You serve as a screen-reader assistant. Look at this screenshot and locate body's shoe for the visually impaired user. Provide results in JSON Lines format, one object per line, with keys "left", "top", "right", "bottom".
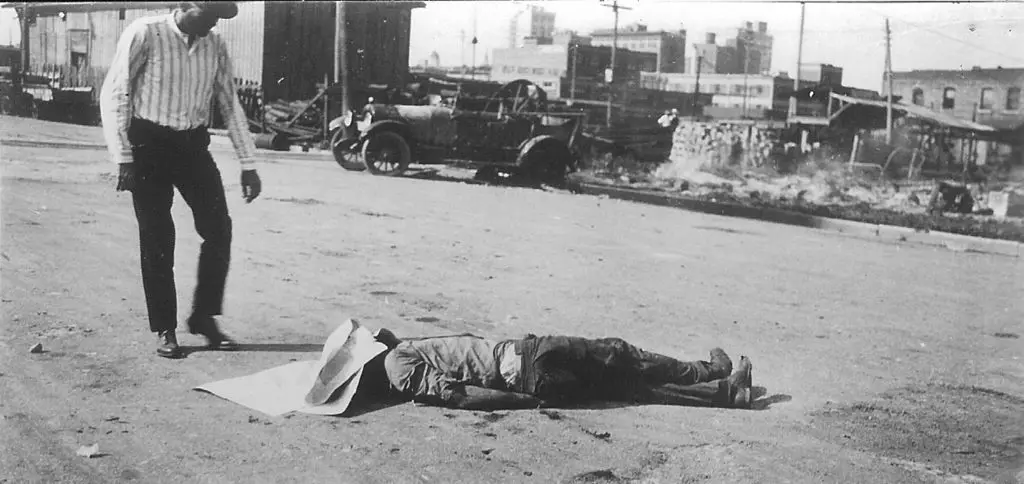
{"left": 373, "top": 328, "right": 402, "bottom": 349}
{"left": 725, "top": 356, "right": 753, "bottom": 409}
{"left": 187, "top": 315, "right": 239, "bottom": 351}
{"left": 707, "top": 348, "right": 733, "bottom": 380}
{"left": 157, "top": 330, "right": 183, "bottom": 359}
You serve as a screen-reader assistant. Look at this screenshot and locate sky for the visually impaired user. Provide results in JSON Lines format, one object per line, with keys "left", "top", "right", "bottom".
{"left": 407, "top": 0, "right": 1024, "bottom": 90}
{"left": 1, "top": 1, "right": 1021, "bottom": 91}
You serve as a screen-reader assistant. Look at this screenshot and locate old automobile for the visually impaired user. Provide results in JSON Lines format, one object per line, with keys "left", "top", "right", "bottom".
{"left": 328, "top": 80, "right": 585, "bottom": 183}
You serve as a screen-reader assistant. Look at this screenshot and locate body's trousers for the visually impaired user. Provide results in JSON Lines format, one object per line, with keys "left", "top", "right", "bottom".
{"left": 128, "top": 118, "right": 232, "bottom": 333}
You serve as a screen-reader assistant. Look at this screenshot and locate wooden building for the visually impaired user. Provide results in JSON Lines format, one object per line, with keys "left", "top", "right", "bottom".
{"left": 6, "top": 1, "right": 423, "bottom": 103}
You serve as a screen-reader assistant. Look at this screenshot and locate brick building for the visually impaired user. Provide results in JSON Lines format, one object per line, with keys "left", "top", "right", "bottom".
{"left": 692, "top": 21, "right": 772, "bottom": 75}
{"left": 490, "top": 35, "right": 656, "bottom": 101}
{"left": 589, "top": 23, "right": 686, "bottom": 73}
{"left": 889, "top": 67, "right": 1024, "bottom": 131}
{"left": 639, "top": 71, "right": 818, "bottom": 119}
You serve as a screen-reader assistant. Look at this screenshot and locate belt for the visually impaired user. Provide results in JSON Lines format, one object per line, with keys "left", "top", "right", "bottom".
{"left": 129, "top": 117, "right": 209, "bottom": 148}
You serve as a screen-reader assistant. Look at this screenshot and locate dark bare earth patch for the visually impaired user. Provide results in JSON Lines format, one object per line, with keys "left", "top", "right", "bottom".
{"left": 993, "top": 332, "right": 1020, "bottom": 339}
{"left": 357, "top": 210, "right": 403, "bottom": 220}
{"left": 809, "top": 383, "right": 1024, "bottom": 480}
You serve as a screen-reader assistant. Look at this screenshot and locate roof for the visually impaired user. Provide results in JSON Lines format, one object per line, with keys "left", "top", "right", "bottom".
{"left": 892, "top": 67, "right": 1024, "bottom": 84}
{"left": 2, "top": 2, "right": 181, "bottom": 13}
{"left": 3, "top": 2, "right": 425, "bottom": 14}
{"left": 830, "top": 92, "right": 996, "bottom": 132}
{"left": 590, "top": 29, "right": 682, "bottom": 38}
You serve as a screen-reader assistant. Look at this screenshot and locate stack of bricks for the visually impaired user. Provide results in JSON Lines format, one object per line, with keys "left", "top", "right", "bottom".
{"left": 667, "top": 121, "right": 784, "bottom": 173}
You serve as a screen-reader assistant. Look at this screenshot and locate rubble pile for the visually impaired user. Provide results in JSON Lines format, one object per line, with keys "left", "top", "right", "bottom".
{"left": 663, "top": 122, "right": 781, "bottom": 175}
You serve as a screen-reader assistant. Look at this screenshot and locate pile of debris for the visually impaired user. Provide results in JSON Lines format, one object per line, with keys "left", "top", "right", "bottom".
{"left": 260, "top": 94, "right": 326, "bottom": 144}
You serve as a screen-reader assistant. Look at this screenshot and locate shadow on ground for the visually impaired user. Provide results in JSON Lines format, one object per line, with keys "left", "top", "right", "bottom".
{"left": 180, "top": 343, "right": 324, "bottom": 356}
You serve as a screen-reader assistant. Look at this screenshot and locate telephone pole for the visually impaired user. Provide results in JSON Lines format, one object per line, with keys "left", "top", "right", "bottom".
{"left": 692, "top": 47, "right": 703, "bottom": 118}
{"left": 471, "top": 5, "right": 479, "bottom": 80}
{"left": 601, "top": 0, "right": 631, "bottom": 128}
{"left": 570, "top": 41, "right": 578, "bottom": 102}
{"left": 789, "top": 2, "right": 805, "bottom": 118}
{"left": 884, "top": 18, "right": 893, "bottom": 144}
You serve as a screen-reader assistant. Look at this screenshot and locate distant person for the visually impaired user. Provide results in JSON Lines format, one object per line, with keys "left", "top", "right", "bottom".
{"left": 669, "top": 108, "right": 681, "bottom": 129}
{"left": 657, "top": 109, "right": 673, "bottom": 127}
{"left": 359, "top": 329, "right": 754, "bottom": 411}
{"left": 99, "top": 1, "right": 262, "bottom": 359}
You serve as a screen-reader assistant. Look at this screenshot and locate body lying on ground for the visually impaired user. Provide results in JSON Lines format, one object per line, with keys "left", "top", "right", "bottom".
{"left": 357, "top": 330, "right": 753, "bottom": 411}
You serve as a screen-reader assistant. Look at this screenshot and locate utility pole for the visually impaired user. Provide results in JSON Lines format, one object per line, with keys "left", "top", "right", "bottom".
{"left": 884, "top": 18, "right": 893, "bottom": 144}
{"left": 601, "top": 0, "right": 631, "bottom": 128}
{"left": 471, "top": 6, "right": 478, "bottom": 80}
{"left": 789, "top": 2, "right": 805, "bottom": 118}
{"left": 18, "top": 2, "right": 30, "bottom": 86}
{"left": 742, "top": 41, "right": 749, "bottom": 118}
{"left": 460, "top": 30, "right": 466, "bottom": 70}
{"left": 570, "top": 41, "right": 578, "bottom": 102}
{"left": 334, "top": 1, "right": 348, "bottom": 113}
{"left": 692, "top": 48, "right": 703, "bottom": 118}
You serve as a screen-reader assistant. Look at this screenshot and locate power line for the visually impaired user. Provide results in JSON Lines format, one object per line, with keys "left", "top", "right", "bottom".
{"left": 861, "top": 5, "right": 1024, "bottom": 65}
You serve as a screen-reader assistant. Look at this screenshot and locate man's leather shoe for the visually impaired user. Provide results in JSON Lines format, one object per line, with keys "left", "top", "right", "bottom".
{"left": 707, "top": 347, "right": 733, "bottom": 380}
{"left": 157, "top": 330, "right": 183, "bottom": 359}
{"left": 724, "top": 356, "right": 753, "bottom": 409}
{"left": 187, "top": 315, "right": 239, "bottom": 351}
{"left": 373, "top": 328, "right": 402, "bottom": 349}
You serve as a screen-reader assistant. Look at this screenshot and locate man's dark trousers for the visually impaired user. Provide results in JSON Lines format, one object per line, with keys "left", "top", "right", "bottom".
{"left": 128, "top": 118, "right": 232, "bottom": 333}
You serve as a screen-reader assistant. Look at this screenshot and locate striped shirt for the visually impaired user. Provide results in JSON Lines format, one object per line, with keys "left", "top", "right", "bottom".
{"left": 99, "top": 12, "right": 256, "bottom": 169}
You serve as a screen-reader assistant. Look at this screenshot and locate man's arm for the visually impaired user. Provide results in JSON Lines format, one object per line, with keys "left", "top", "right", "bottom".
{"left": 445, "top": 385, "right": 543, "bottom": 411}
{"left": 98, "top": 20, "right": 148, "bottom": 166}
{"left": 213, "top": 36, "right": 258, "bottom": 171}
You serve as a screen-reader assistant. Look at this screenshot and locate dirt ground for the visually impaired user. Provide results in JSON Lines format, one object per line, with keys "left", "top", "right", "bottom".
{"left": 1, "top": 116, "right": 1022, "bottom": 483}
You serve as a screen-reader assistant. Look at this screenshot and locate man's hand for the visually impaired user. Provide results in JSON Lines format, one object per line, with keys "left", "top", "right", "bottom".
{"left": 116, "top": 163, "right": 136, "bottom": 192}
{"left": 241, "top": 169, "right": 261, "bottom": 203}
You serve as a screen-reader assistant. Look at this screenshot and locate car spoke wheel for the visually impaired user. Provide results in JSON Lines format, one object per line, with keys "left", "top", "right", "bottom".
{"left": 330, "top": 128, "right": 365, "bottom": 171}
{"left": 361, "top": 130, "right": 411, "bottom": 176}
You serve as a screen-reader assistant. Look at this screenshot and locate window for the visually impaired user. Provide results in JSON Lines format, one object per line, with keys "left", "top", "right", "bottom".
{"left": 1007, "top": 87, "right": 1020, "bottom": 110}
{"left": 980, "top": 88, "right": 995, "bottom": 110}
{"left": 118, "top": 8, "right": 126, "bottom": 20}
{"left": 912, "top": 87, "right": 924, "bottom": 105}
{"left": 942, "top": 87, "right": 956, "bottom": 109}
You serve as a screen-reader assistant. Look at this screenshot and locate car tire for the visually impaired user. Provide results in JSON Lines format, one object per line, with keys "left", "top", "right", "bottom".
{"left": 362, "top": 130, "right": 411, "bottom": 176}
{"left": 519, "top": 139, "right": 571, "bottom": 185}
{"left": 330, "top": 128, "right": 366, "bottom": 171}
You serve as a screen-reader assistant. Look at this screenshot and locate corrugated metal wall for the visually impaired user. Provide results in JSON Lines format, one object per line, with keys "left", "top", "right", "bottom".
{"left": 261, "top": 2, "right": 416, "bottom": 103}
{"left": 261, "top": 1, "right": 335, "bottom": 102}
{"left": 212, "top": 1, "right": 265, "bottom": 85}
{"left": 344, "top": 4, "right": 414, "bottom": 92}
{"left": 27, "top": 7, "right": 174, "bottom": 87}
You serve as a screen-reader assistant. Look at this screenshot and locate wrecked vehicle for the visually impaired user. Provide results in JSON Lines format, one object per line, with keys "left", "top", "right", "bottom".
{"left": 327, "top": 80, "right": 585, "bottom": 182}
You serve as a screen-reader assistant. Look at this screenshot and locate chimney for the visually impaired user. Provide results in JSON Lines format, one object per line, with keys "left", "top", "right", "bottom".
{"left": 758, "top": 22, "right": 767, "bottom": 33}
{"left": 705, "top": 32, "right": 716, "bottom": 44}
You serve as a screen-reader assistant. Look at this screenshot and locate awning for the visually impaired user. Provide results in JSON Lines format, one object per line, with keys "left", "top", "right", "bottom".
{"left": 829, "top": 92, "right": 996, "bottom": 133}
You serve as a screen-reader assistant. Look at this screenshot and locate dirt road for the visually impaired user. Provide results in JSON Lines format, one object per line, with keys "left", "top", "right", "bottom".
{"left": 2, "top": 117, "right": 1022, "bottom": 483}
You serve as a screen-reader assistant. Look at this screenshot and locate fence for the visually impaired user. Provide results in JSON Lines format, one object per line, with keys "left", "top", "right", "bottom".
{"left": 210, "top": 78, "right": 264, "bottom": 130}
{"left": 24, "top": 64, "right": 106, "bottom": 93}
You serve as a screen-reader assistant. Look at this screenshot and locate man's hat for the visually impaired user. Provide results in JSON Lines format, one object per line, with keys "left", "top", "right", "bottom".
{"left": 194, "top": 1, "right": 239, "bottom": 19}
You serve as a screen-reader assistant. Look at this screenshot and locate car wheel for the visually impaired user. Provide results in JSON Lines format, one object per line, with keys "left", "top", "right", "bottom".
{"left": 519, "top": 140, "right": 570, "bottom": 185}
{"left": 330, "top": 128, "right": 365, "bottom": 171}
{"left": 362, "top": 130, "right": 411, "bottom": 176}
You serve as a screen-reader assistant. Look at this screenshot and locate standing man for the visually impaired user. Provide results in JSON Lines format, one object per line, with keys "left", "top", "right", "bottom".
{"left": 100, "top": 2, "right": 262, "bottom": 359}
